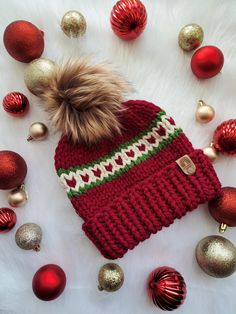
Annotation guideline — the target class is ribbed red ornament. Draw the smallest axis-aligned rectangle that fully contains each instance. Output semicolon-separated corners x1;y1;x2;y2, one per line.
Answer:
213;119;236;155
147;266;187;311
110;0;147;40
3;92;29;117
0;208;17;233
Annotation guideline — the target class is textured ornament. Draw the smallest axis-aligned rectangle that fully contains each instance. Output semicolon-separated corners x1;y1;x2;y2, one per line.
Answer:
98;263;124;292
24;58;58;95
3;92;29;117
213;119;236;156
3;20;44;63
196;235;236;278
203;144;218;162
61;10;87;38
15;223;42;251
0;151;27;190
0;208;17;233
8;184;28;208
178;24;204;52
27;122;48;141
147;266;187;311
195;100;215;123
32;264;66;301
110;0;147;40
191;46;224;79
208;187;236;233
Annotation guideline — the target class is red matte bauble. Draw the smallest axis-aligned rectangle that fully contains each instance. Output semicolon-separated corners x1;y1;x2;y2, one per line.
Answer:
213;119;236;155
110;0;147;40
0;151;27;190
0;208;17;233
32;264;66;301
3;92;29;117
147;266;187;311
191;46;224;79
3;20;44;63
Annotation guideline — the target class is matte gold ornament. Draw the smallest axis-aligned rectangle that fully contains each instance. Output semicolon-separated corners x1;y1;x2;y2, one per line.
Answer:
195;100;215;123
15;223;42;251
196;235;236;278
27;122;48;141
203;143;218;162
24;58;58;95
98;263;124;292
61;10;87;38
8;184;28;207
178;24;204;52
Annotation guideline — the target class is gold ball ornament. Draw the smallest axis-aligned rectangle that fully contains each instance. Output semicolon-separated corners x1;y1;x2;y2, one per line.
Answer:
61;10;87;38
24;58;58;95
196;235;236;278
178;23;204;52
27;122;48;141
195;100;215;123
15;223;42;251
203;143;218;162
98;263;124;292
8;184;28;208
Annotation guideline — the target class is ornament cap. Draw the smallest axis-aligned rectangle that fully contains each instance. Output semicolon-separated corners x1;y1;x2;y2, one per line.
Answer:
219;223;227;233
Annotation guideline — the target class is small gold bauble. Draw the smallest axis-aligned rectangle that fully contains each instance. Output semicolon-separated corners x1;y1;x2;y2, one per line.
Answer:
8;185;28;208
24;58;58;95
178;23;204;51
98;263;124;292
196;100;215;123
196;235;236;278
61;10;87;38
203;143;218;162
27;122;48;141
15;223;42;251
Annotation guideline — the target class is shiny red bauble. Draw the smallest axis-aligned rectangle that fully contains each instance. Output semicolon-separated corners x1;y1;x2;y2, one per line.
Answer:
0;208;17;233
110;0;147;40
147;266;187;311
213;119;236;155
32;264;66;301
3;92;30;117
3;20;44;63
0;151;27;190
191;46;224;79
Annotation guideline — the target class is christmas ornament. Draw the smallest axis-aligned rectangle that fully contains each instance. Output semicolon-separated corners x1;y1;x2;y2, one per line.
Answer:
98;263;124;292
0;151;27;190
147;266;187;311
208;187;236;233
178;23;204;52
3;20;44;63
0;208;17;233
2;92;29;117
196;235;236;278
32;264;66;301
203;144;218;162
27;122;48;141
195;100;215;123
15;223;42;251
191;45;224;79
24;58;58;95
8;184;28;208
213;119;236;156
110;0;147;40
61;10;87;38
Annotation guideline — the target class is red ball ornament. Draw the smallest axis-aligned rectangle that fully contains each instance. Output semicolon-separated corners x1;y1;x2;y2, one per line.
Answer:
0;208;17;233
147;266;187;311
3;92;29;117
0;151;27;190
191;45;224;79
32;264;66;301
3;20;44;63
213;119;236;156
110;0;147;40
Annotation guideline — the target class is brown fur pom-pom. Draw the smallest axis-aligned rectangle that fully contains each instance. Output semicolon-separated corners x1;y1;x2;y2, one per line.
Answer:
36;59;131;144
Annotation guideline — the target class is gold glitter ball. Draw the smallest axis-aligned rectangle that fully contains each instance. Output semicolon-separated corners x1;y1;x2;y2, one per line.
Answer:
61;10;87;38
178;23;204;51
98;263;124;292
15;223;42;251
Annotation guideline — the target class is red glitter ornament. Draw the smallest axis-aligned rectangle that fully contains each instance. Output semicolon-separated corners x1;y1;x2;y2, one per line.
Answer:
3;20;44;63
191;46;224;79
213;119;236;155
32;264;66;301
0;208;17;233
147;266;187;311
110;0;147;40
3;92;29;117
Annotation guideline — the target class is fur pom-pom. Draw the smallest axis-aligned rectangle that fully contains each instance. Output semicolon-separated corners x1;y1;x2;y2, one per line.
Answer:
37;59;131;144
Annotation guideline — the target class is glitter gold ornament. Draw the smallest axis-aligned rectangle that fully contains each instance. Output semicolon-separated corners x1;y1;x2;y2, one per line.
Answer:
61;10;87;38
0;208;17;233
178;24;204;52
195;100;215;123
8;184;28;208
15;223;42;251
196;235;236;278
98;263;124;292
203;143;218;162
27;122;48;141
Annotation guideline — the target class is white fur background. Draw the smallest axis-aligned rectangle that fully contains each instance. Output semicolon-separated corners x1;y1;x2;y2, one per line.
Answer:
0;0;236;313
